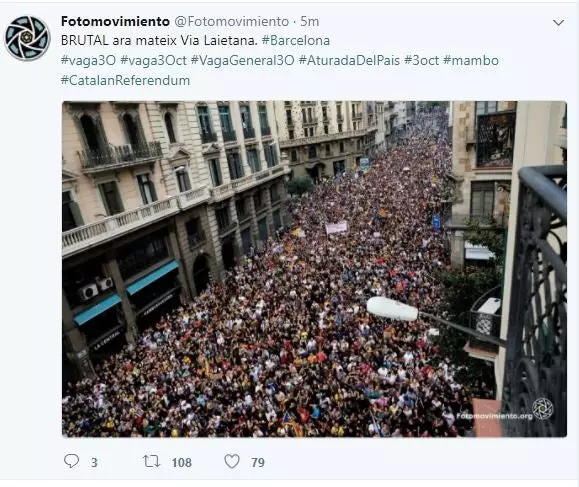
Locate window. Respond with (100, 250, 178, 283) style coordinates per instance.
(137, 173, 158, 205)
(197, 105, 215, 142)
(339, 142, 345, 153)
(186, 218, 205, 246)
(227, 152, 244, 180)
(62, 190, 83, 232)
(324, 125, 329, 135)
(476, 101, 498, 115)
(219, 105, 235, 141)
(308, 145, 317, 159)
(164, 112, 177, 143)
(246, 149, 261, 173)
(471, 182, 495, 217)
(215, 207, 230, 231)
(258, 104, 270, 135)
(338, 124, 343, 132)
(302, 108, 307, 123)
(270, 184, 280, 203)
(79, 114, 106, 153)
(175, 167, 191, 192)
(121, 113, 143, 148)
(117, 231, 168, 279)
(264, 145, 278, 167)
(289, 130, 294, 139)
(254, 191, 263, 210)
(286, 109, 292, 123)
(236, 198, 248, 220)
(99, 181, 124, 215)
(291, 150, 298, 162)
(273, 210, 282, 230)
(326, 144, 331, 156)
(209, 158, 223, 186)
(240, 105, 253, 129)
(322, 106, 328, 119)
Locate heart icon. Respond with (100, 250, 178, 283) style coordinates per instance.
(224, 453, 240, 469)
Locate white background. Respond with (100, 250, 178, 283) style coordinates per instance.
(0, 0, 577, 482)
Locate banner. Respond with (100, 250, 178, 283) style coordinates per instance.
(360, 158, 371, 172)
(325, 221, 348, 234)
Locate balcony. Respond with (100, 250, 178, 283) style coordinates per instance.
(243, 127, 256, 140)
(79, 141, 162, 173)
(322, 115, 330, 123)
(466, 286, 502, 357)
(301, 101, 316, 106)
(63, 196, 180, 258)
(352, 112, 363, 119)
(336, 114, 344, 122)
(188, 230, 207, 248)
(278, 129, 367, 149)
(222, 130, 237, 144)
(302, 117, 318, 125)
(178, 187, 211, 210)
(261, 126, 272, 137)
(387, 102, 395, 109)
(444, 212, 509, 230)
(211, 183, 234, 201)
(201, 131, 218, 144)
(501, 165, 567, 437)
(231, 174, 253, 192)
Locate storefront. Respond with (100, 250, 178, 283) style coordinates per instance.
(125, 260, 182, 331)
(72, 294, 126, 363)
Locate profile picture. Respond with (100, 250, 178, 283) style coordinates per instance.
(5, 15, 50, 61)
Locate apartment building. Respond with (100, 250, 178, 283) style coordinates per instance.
(275, 100, 385, 179)
(455, 101, 567, 436)
(62, 101, 290, 381)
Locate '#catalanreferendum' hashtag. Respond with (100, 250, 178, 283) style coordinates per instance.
(191, 55, 199, 64)
(61, 54, 69, 64)
(262, 35, 269, 44)
(443, 55, 451, 64)
(120, 55, 128, 64)
(61, 75, 69, 84)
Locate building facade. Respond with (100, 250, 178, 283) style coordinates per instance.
(275, 100, 387, 179)
(62, 101, 291, 381)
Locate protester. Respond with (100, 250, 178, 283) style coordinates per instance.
(63, 108, 492, 438)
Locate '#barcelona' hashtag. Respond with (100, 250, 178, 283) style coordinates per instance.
(61, 54, 69, 64)
(61, 75, 69, 84)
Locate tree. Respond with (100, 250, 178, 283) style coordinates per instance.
(286, 176, 314, 196)
(433, 222, 507, 392)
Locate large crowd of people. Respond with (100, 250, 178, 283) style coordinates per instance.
(63, 108, 493, 437)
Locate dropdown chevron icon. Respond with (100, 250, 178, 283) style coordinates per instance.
(553, 20, 565, 26)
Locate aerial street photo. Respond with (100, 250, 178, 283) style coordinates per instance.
(61, 100, 567, 438)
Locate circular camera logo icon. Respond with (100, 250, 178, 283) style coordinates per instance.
(532, 398, 554, 420)
(5, 16, 50, 61)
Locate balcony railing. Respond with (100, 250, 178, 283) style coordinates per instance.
(178, 187, 210, 209)
(475, 111, 516, 168)
(444, 212, 509, 229)
(188, 230, 206, 248)
(501, 165, 567, 437)
(352, 112, 363, 119)
(261, 126, 271, 136)
(468, 285, 502, 354)
(201, 131, 218, 144)
(79, 141, 162, 171)
(243, 127, 255, 139)
(336, 114, 344, 122)
(218, 221, 237, 235)
(279, 129, 366, 149)
(302, 117, 318, 125)
(222, 130, 237, 143)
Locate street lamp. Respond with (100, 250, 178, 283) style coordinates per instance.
(366, 296, 507, 348)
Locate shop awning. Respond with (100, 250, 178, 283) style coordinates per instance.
(126, 260, 179, 296)
(74, 294, 122, 326)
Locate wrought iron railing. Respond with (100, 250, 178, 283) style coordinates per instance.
(201, 131, 217, 144)
(444, 213, 509, 229)
(222, 130, 237, 143)
(475, 111, 516, 168)
(469, 285, 502, 353)
(243, 127, 255, 139)
(188, 230, 206, 248)
(261, 126, 271, 136)
(79, 141, 162, 169)
(501, 165, 567, 437)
